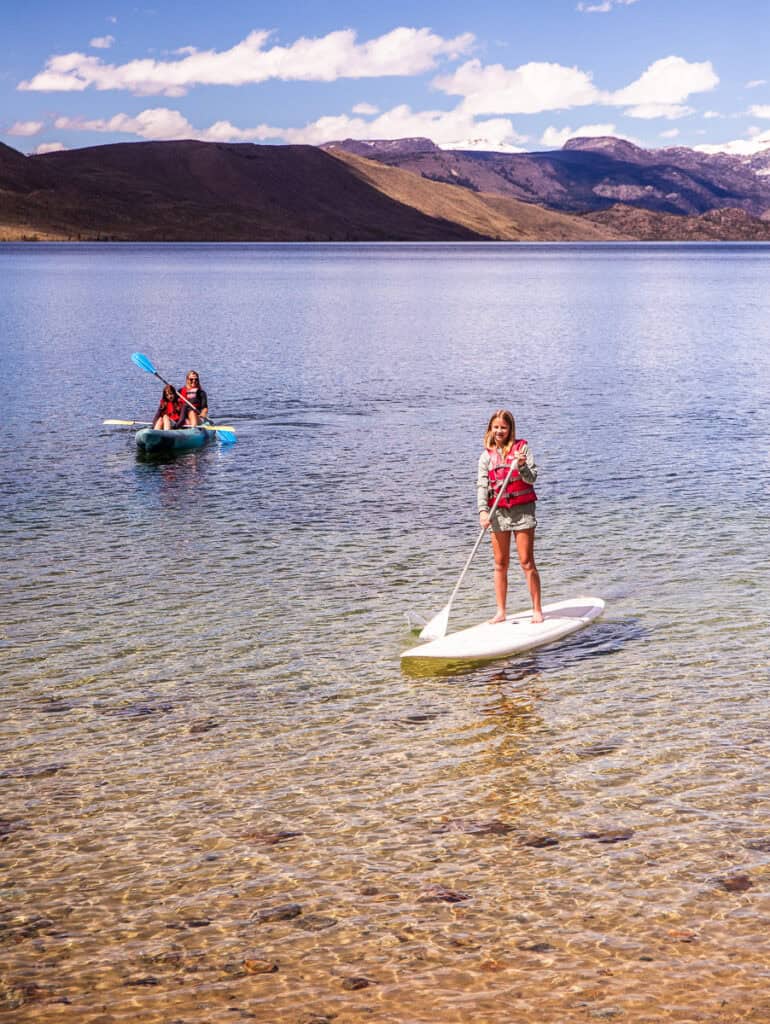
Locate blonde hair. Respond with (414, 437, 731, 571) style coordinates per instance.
(483, 409, 516, 454)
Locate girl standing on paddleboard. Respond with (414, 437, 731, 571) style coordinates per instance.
(477, 409, 544, 625)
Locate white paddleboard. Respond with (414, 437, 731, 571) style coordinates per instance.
(401, 596, 605, 662)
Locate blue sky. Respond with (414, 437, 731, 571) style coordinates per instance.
(3, 0, 769, 156)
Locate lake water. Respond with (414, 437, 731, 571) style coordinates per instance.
(2, 242, 770, 1023)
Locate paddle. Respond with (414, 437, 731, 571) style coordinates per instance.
(103, 418, 236, 433)
(130, 353, 236, 444)
(418, 449, 526, 642)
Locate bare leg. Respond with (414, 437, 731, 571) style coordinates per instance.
(489, 530, 512, 623)
(514, 528, 543, 623)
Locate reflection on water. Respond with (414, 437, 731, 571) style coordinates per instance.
(2, 243, 770, 1023)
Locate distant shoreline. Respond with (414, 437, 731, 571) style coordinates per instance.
(3, 138, 770, 244)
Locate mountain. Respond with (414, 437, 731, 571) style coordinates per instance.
(331, 150, 623, 241)
(324, 136, 770, 218)
(0, 140, 488, 242)
(1, 137, 770, 242)
(583, 205, 770, 241)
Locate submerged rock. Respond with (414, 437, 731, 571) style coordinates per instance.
(294, 914, 338, 931)
(0, 982, 41, 1010)
(431, 819, 513, 836)
(111, 700, 174, 718)
(745, 838, 770, 852)
(242, 957, 279, 974)
(0, 763, 69, 780)
(341, 976, 372, 990)
(718, 874, 753, 893)
(576, 743, 621, 758)
(418, 886, 471, 903)
(580, 829, 633, 844)
(39, 702, 74, 714)
(243, 830, 303, 845)
(0, 818, 29, 841)
(517, 940, 554, 953)
(250, 903, 302, 923)
(518, 833, 559, 848)
(189, 719, 220, 734)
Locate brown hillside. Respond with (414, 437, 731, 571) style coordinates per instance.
(584, 204, 770, 241)
(330, 149, 627, 241)
(0, 140, 488, 242)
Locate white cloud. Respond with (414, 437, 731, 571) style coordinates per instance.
(228, 104, 527, 150)
(352, 102, 379, 115)
(54, 108, 194, 140)
(52, 102, 528, 151)
(623, 103, 694, 119)
(434, 59, 602, 115)
(703, 110, 722, 119)
(577, 0, 639, 12)
(609, 56, 718, 115)
(90, 36, 115, 50)
(540, 122, 617, 147)
(748, 104, 770, 119)
(746, 79, 767, 88)
(8, 119, 44, 136)
(35, 142, 66, 154)
(660, 128, 680, 139)
(695, 129, 770, 156)
(19, 27, 475, 96)
(433, 54, 717, 122)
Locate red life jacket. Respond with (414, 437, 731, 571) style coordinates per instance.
(161, 395, 181, 418)
(487, 440, 537, 508)
(179, 386, 203, 412)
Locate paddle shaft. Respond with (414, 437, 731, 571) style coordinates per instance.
(103, 418, 234, 431)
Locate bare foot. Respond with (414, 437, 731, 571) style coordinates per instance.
(531, 611, 544, 624)
(488, 612, 507, 624)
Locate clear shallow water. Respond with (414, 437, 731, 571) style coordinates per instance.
(1, 242, 770, 1023)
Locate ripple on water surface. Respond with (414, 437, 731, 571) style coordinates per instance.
(2, 243, 770, 1023)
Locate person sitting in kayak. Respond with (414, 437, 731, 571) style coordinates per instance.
(477, 408, 543, 625)
(174, 370, 209, 427)
(152, 384, 182, 430)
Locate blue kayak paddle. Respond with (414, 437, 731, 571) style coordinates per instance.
(131, 352, 236, 444)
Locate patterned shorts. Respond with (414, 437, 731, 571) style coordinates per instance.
(488, 502, 537, 534)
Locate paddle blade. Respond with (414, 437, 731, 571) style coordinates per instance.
(214, 428, 237, 444)
(405, 610, 427, 634)
(419, 605, 450, 642)
(131, 352, 156, 374)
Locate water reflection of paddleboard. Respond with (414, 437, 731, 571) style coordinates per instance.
(401, 596, 605, 662)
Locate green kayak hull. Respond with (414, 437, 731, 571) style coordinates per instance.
(135, 427, 209, 453)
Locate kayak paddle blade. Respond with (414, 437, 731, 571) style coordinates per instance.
(419, 605, 450, 642)
(131, 352, 157, 375)
(214, 428, 237, 444)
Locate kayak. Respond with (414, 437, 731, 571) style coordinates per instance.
(135, 426, 209, 453)
(401, 596, 605, 662)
